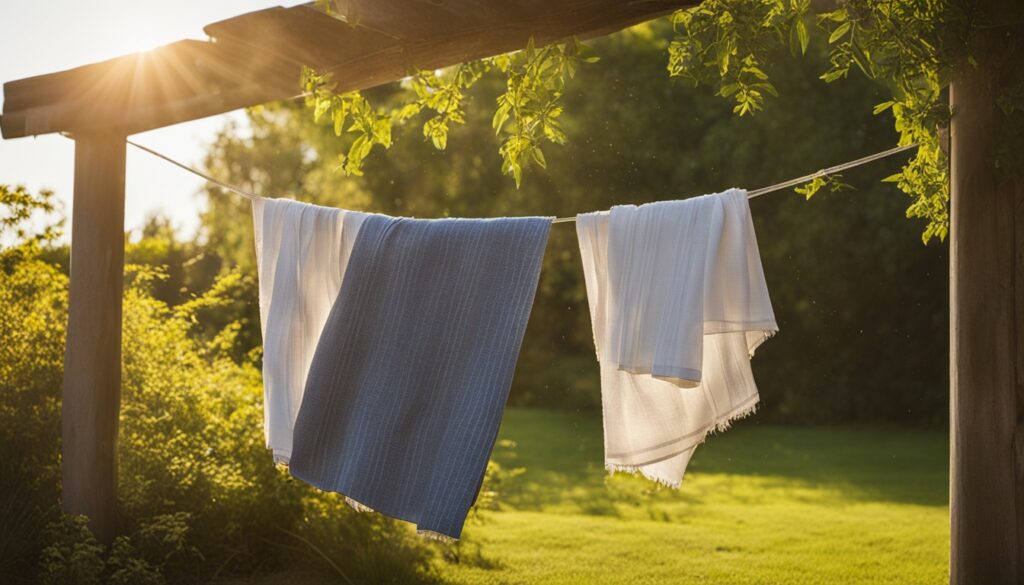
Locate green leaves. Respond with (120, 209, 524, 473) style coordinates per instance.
(490, 37, 593, 187)
(423, 116, 449, 150)
(302, 38, 596, 187)
(872, 100, 895, 115)
(0, 185, 63, 269)
(667, 0, 810, 116)
(405, 60, 491, 153)
(814, 0, 957, 243)
(794, 174, 852, 200)
(308, 60, 481, 171)
(828, 21, 852, 44)
(667, 0, 960, 244)
(301, 67, 393, 176)
(887, 137, 949, 244)
(299, 0, 966, 243)
(790, 17, 809, 56)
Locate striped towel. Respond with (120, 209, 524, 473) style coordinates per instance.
(251, 197, 369, 465)
(289, 214, 551, 541)
(576, 189, 777, 488)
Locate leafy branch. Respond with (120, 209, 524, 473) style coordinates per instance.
(301, 38, 597, 187)
(668, 0, 811, 116)
(0, 184, 63, 270)
(302, 1, 1009, 245)
(794, 173, 852, 199)
(491, 38, 598, 187)
(667, 0, 968, 243)
(398, 60, 493, 150)
(301, 68, 394, 176)
(816, 0, 960, 243)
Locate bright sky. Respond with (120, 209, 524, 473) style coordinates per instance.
(0, 1, 295, 239)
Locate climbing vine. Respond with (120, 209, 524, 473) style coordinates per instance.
(667, 0, 811, 116)
(303, 0, 1017, 243)
(666, 0, 970, 243)
(814, 0, 960, 243)
(301, 38, 596, 187)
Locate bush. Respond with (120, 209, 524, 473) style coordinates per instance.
(1, 186, 512, 583)
(0, 255, 443, 582)
(0, 254, 66, 582)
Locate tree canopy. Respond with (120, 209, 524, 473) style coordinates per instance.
(200, 23, 948, 423)
(300, 0, 1013, 245)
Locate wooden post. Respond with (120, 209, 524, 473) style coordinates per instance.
(61, 132, 126, 544)
(949, 4, 1023, 582)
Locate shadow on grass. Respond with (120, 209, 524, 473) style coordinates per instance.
(492, 409, 949, 513)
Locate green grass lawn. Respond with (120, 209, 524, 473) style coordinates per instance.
(438, 409, 949, 585)
(231, 408, 949, 584)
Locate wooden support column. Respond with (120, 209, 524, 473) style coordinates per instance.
(62, 132, 126, 544)
(949, 4, 1023, 582)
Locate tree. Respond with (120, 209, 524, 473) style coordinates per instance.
(201, 24, 948, 422)
(207, 4, 1024, 578)
(300, 0, 1021, 245)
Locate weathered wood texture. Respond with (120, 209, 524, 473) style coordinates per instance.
(2, 0, 700, 545)
(0, 0, 693, 139)
(62, 133, 127, 544)
(949, 2, 1024, 582)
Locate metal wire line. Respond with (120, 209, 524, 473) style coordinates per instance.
(61, 133, 919, 220)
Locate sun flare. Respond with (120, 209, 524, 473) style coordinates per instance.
(113, 19, 179, 55)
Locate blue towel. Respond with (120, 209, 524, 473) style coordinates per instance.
(288, 214, 551, 540)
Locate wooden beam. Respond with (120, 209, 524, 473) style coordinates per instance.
(0, 40, 298, 139)
(62, 132, 127, 544)
(948, 2, 1024, 582)
(204, 1, 693, 95)
(1, 1, 693, 139)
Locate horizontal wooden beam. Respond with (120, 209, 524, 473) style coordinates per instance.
(1, 0, 693, 139)
(1, 39, 298, 139)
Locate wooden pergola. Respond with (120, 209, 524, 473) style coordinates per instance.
(1, 1, 1020, 582)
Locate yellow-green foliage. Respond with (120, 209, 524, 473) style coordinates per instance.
(1, 187, 521, 584)
(0, 256, 67, 579)
(0, 253, 447, 583)
(232, 409, 949, 585)
(301, 37, 597, 188)
(117, 265, 304, 552)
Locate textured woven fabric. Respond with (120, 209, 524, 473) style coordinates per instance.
(289, 214, 551, 541)
(576, 189, 777, 488)
(252, 198, 369, 464)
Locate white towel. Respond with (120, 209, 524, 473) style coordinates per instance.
(576, 188, 777, 488)
(252, 197, 369, 464)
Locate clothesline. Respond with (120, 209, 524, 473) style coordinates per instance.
(552, 142, 918, 223)
(254, 186, 780, 539)
(100, 134, 918, 219)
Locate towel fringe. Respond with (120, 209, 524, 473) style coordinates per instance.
(605, 398, 760, 488)
(711, 399, 759, 434)
(416, 529, 458, 544)
(604, 462, 682, 489)
(748, 329, 777, 358)
(344, 496, 375, 513)
(343, 496, 460, 543)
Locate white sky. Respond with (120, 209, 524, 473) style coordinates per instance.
(0, 1, 294, 240)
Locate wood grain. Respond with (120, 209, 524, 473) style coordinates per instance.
(61, 133, 126, 544)
(949, 2, 1024, 581)
(1, 0, 693, 139)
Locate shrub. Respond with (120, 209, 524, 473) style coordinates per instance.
(1, 187, 509, 583)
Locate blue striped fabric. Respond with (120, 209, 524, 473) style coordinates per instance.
(288, 214, 551, 540)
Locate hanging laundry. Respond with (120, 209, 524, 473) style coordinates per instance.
(576, 188, 777, 488)
(288, 214, 551, 541)
(252, 197, 369, 464)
